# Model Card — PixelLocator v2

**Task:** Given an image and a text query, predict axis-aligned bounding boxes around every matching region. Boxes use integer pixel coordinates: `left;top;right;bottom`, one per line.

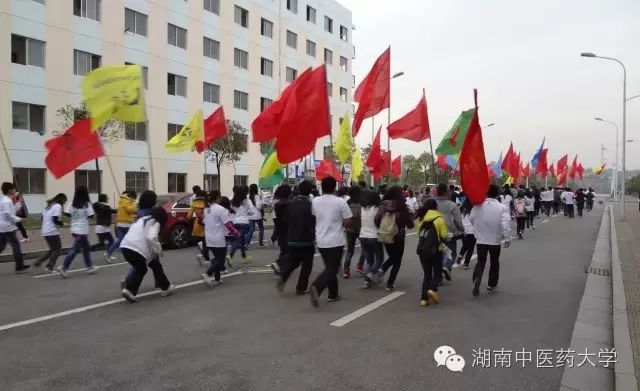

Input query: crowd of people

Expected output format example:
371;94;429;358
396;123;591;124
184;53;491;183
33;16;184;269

0;178;596;306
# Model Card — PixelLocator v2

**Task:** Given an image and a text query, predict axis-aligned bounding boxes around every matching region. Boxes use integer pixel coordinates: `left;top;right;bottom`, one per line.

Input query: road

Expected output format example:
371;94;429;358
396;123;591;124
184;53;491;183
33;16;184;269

0;205;603;391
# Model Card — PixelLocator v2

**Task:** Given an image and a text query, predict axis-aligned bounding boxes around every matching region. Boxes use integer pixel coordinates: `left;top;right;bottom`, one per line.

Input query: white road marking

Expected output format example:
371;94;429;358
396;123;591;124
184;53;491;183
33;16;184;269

33;261;128;279
542;219;549;223
330;291;406;327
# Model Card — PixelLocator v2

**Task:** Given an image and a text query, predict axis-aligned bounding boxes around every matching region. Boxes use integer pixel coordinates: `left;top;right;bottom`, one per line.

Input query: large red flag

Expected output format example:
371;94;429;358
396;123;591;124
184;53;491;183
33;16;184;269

365;126;383;169
577;163;584;180
45;118;105;179
195;106;227;153
535;148;549;177
391;156;402;178
371;151;391;180
387;90;430;142
315;159;343;182
273;65;330;163
436;154;447;170
352;47;390;136
502;142;514;171
557;155;568;174
521;163;530;178
508;152;521;180
549;161;556;178
568;155;578;180
459;90;489;205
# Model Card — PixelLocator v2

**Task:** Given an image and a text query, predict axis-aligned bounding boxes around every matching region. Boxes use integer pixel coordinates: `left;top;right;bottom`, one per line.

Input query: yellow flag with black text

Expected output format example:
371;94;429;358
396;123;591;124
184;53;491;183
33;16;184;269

166;110;204;153
82;65;146;130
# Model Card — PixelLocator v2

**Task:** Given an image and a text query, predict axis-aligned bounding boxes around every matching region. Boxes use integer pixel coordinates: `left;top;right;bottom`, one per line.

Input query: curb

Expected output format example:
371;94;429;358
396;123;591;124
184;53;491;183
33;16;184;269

609;206;639;391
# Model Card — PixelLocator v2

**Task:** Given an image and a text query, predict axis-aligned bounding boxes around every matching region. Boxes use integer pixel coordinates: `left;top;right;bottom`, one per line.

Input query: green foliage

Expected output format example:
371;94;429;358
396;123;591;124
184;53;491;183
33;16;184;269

55;103;124;144
206;120;249;189
627;174;640;195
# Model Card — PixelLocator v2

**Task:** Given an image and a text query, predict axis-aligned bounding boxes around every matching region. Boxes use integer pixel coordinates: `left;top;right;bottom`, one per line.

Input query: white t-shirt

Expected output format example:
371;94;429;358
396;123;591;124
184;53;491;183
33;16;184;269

359;206;379;239
500;194;512;208
231;199;253;225
462;213;474;234
312;194;352;248
524;196;535;212
95;225;111;234
204;204;232;248
405;197;417;214
41;203;62;237
66;203;95;235
0;195;19;233
562;192;575;205
248;195;263;221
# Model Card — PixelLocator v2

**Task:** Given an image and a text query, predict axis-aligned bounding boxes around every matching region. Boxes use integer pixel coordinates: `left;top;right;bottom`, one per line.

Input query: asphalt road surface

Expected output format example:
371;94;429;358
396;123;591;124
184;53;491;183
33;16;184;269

0;205;603;391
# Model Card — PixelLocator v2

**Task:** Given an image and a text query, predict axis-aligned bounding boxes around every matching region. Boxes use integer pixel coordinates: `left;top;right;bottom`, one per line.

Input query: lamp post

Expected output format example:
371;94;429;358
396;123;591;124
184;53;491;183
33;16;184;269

482;123;495;129
582;52;627;217
594;117;619;198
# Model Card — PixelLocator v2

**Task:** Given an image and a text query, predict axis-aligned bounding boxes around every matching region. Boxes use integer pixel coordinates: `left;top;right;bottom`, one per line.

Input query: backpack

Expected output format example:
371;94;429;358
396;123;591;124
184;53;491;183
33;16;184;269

514;198;526;217
377;212;398;244
417;217;441;257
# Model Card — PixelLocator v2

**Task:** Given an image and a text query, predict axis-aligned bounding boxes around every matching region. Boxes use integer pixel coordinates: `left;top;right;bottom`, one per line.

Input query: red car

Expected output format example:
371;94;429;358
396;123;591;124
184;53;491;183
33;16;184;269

156;193;195;248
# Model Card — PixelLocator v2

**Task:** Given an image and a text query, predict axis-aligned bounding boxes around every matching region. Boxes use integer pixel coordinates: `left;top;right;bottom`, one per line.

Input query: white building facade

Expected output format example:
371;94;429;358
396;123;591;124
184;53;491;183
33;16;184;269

1;0;354;211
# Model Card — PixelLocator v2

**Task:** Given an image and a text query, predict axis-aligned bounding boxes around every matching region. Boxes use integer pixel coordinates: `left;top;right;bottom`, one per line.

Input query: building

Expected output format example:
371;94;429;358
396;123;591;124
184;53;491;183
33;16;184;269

1;0;354;211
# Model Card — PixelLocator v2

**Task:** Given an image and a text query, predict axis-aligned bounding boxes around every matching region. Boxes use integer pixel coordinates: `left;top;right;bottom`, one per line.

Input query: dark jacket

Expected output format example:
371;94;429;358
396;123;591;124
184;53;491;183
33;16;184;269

345;202;362;234
576;191;586;205
374;199;415;242
273;199;289;240
93;202;116;227
286;196;315;246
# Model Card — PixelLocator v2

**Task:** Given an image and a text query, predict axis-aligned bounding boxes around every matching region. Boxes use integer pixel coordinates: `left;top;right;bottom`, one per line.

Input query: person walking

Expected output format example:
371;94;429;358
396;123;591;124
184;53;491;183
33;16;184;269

434;183;464;281
200;191;240;287
375;186;415;292
586;188;595;212
120;206;175;302
33;193;67;273
90;194;116;258
562;187;575;218
0;182;29;273
415;199;448;306
405;190;418;218
276;180;316;295
575;188;586;218
457;199;477;270
469;185;511;296
12;191;29;242
343;186;363;279
270;184;292;275
308;177;353;307
541;187;554;216
514;190;527;239
524;190;536;230
105;190;137;262
190;190;209;265
500;185;513;219
56;186;96;278
553;187;562;215
246;184;265;247
533;186;541;217
227;186;255;267
359;190;384;289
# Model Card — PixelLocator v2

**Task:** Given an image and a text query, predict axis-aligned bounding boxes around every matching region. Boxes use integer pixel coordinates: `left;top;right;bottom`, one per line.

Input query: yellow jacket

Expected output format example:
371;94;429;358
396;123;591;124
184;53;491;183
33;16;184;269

116;195;137;224
189;198;205;238
419;210;449;251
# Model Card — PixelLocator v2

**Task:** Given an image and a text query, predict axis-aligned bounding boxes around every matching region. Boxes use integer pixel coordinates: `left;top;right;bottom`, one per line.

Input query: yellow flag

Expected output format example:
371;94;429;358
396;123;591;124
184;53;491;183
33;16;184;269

333;113;352;166
504;176;514;186
351;149;363;181
82;65;145;130
166;110;204;153
259;149;284;178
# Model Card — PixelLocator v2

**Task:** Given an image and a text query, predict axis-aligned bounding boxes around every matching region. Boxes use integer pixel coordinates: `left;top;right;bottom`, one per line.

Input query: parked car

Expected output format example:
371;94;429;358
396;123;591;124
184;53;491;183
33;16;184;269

156;193;194;248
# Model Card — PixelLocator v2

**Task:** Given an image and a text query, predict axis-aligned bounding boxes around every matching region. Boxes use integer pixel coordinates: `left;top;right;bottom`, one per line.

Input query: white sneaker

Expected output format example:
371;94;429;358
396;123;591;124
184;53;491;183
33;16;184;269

20;238;29;243
201;273;214;287
212;279;222;286
86;266;98;274
161;284;176;297
197;242;203;252
121;289;137;303
56;266;68;279
103;252;112;264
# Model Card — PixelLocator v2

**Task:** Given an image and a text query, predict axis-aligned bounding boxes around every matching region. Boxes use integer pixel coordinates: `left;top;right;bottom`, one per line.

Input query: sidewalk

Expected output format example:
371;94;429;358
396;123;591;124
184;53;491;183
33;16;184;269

614;202;640;387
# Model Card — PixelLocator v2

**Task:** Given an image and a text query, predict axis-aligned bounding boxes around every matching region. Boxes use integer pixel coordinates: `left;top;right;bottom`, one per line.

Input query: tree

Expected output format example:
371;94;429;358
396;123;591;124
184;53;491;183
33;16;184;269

206;120;249;190
402;154;425;188
417;152;438;184
627;174;640;195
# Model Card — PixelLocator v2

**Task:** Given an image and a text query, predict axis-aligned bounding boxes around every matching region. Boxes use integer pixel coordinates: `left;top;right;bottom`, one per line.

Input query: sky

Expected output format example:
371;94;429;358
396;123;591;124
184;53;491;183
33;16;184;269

340;0;640;170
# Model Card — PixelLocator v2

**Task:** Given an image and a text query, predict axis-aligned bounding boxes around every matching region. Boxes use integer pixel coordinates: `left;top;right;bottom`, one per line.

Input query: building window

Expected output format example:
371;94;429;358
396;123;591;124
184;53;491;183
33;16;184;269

323;146;333;160
234;175;248;187
125;8;147;36
203;0;219;14
324;49;333;65
234;90;248;110
167;73;187;97
260;57;273;77
11;35;45;68
340;87;348;102
286;67;297;83
306;6;316;23
167;123;182;140
203;174;219;191
340;56;348;72
168;173;187;193
125;122;146;141
124;62;148;89
75;170;101;193
125;171;149;194
74;0;101;21
324;16;333;33
73;49;101;76
260;97;273;112
340;25;349;41
13;168;45;195
167;23;187;49
327;82;333;97
261;18;273;38
305;40;316;58
203;37;220;60
286;30;298;49
12;102;45;134
286;0;297;13
234;48;248;69
203;82;220;103
234;5;249;28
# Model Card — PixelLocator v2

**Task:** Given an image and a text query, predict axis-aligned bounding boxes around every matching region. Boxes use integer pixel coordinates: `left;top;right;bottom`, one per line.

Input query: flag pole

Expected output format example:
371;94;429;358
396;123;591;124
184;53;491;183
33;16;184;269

203;152;208;191
428;137;437;184
0;128;14;182
103;152;121;195
370;117;375;187
386;107;391;183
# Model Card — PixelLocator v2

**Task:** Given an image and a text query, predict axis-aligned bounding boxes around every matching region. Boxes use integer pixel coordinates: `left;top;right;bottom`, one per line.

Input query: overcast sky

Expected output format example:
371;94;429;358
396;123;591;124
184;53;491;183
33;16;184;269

340;0;640;170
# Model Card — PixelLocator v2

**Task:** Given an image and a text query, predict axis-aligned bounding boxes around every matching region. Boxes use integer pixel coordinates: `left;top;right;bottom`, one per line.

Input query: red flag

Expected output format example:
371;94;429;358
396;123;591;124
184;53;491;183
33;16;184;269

459;90;489;205
569;155;578;180
502;142;514;171
391;156;402;178
352;47;390;136
436;154;447;170
549;161;556;178
195;106;227;153
45;118;105;179
387;90;430;142
365;126;383;169
577;163;584;180
274;65;330;163
371;151;391;180
521;163;530;178
487;164;495;178
315;159;342;182
508;152;520;180
557;155;568;174
535;148;549;177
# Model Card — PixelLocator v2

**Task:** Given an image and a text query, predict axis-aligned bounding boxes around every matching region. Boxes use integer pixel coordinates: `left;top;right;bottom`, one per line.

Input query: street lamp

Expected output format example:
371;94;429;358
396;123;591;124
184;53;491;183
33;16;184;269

582;52;628;216
483;123;495;129
594;117;619;198
391;71;405;79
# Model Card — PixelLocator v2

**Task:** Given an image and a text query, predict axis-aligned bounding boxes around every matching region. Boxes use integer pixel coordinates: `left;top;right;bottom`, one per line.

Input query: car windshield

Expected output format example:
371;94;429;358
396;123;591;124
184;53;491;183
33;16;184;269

156;195;174;206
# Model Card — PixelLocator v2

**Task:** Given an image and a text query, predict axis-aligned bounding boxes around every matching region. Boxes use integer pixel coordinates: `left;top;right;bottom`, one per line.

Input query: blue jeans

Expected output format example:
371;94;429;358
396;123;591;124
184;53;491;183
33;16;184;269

343;231;365;269
63;234;92;269
359;237;383;281
0;230;25;270
246;219;264;245
443;239;458;269
230;223;249;258
107;226;129;256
